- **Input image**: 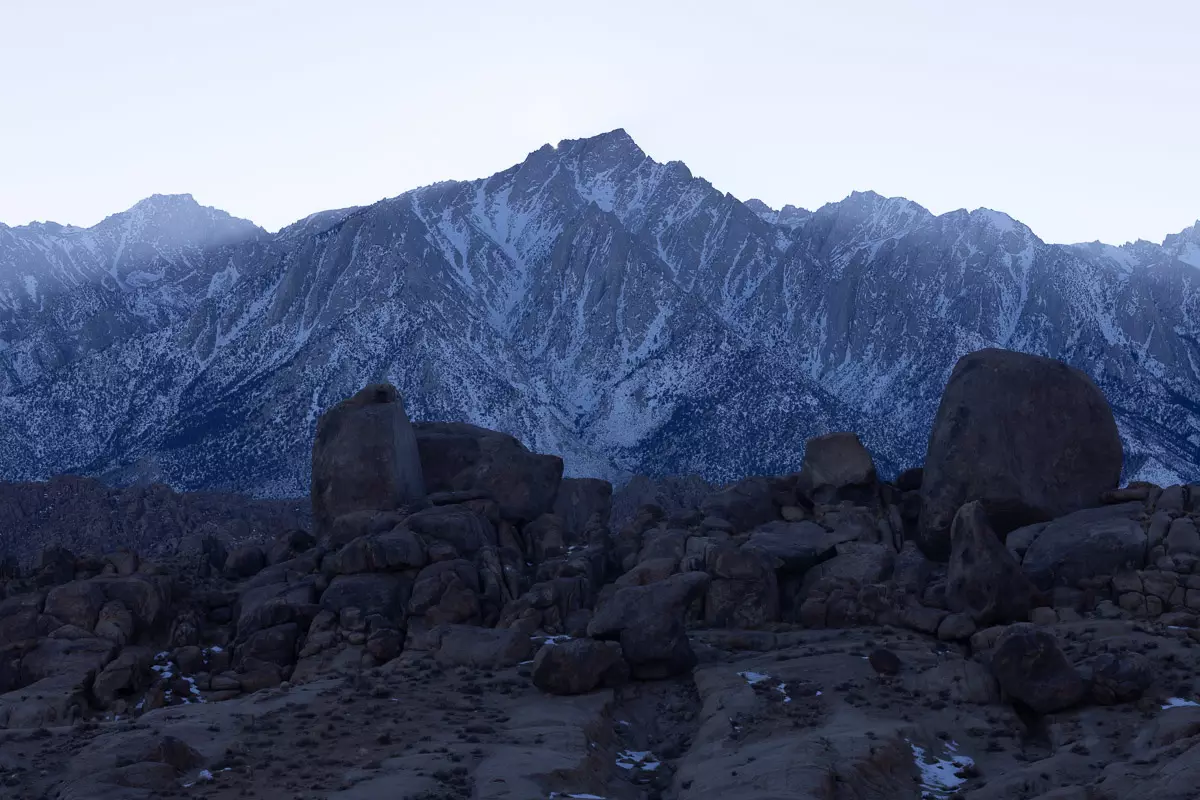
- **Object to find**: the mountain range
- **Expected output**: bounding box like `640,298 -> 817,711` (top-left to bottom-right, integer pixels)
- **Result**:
2,129 -> 1198,496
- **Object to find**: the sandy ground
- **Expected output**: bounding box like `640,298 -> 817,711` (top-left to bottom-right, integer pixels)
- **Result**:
3,619 -> 1200,800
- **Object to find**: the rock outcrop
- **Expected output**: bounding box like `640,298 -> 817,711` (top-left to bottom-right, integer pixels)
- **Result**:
310,383 -> 426,540
945,501 -> 1039,625
1,353 -> 1199,800
919,349 -> 1123,560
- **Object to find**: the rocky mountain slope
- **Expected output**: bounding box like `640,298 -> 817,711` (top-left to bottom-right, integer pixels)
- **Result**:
2,131 -> 1198,495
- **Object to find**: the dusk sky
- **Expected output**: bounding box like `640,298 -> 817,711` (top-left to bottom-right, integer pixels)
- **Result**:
3,0 -> 1197,245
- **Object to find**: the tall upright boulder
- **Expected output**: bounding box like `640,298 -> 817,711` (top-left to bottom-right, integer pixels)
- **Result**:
311,384 -> 426,540
918,349 -> 1122,560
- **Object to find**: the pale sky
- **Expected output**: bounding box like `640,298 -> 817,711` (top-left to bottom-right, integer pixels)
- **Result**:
3,1 -> 1198,246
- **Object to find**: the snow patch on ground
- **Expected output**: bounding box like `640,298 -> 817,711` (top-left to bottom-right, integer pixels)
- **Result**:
737,670 -> 792,703
615,750 -> 660,771
1162,697 -> 1200,710
909,740 -> 974,798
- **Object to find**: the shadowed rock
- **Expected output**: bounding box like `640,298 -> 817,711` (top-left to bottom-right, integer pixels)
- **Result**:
919,349 -> 1123,560
311,383 -> 425,540
946,501 -> 1038,625
990,623 -> 1085,713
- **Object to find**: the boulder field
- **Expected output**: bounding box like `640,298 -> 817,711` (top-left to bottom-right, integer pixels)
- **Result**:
1,349 -> 1199,799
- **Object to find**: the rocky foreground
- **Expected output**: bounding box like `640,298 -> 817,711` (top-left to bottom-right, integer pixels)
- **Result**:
1,348 -> 1200,800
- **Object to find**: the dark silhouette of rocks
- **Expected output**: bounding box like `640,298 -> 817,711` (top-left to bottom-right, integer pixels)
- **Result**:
919,348 -> 1124,560
1,348 -> 1199,799
310,383 -> 426,539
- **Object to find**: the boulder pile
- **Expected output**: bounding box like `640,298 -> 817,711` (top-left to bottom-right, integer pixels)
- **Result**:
1,347 -> 1200,799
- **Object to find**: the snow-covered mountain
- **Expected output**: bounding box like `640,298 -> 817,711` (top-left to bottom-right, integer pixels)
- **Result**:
1,130 -> 1198,495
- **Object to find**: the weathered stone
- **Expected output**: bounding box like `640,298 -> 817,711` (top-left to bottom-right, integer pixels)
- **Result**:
743,521 -> 857,574
92,576 -> 168,632
237,623 -> 298,669
1118,592 -> 1147,615
238,664 -> 282,693
408,560 -> 481,626
414,421 -> 562,523
403,504 -> 497,559
700,477 -> 777,533
1142,570 -> 1178,600
44,581 -> 107,631
922,579 -> 949,610
1111,571 -> 1144,594
93,600 -> 134,646
224,545 -> 266,579
704,547 -> 779,628
1086,651 -> 1153,704
614,557 -> 678,589
891,540 -> 933,595
1004,522 -> 1046,561
91,646 -> 154,709
237,580 -> 319,638
553,478 -> 613,544
990,623 -> 1086,713
1021,503 -> 1147,590
325,528 -> 427,574
366,628 -> 402,663
1029,607 -> 1058,626
1156,485 -> 1188,514
311,383 -> 426,539
325,510 -> 407,550
1186,589 -> 1200,610
937,612 -> 977,641
531,638 -> 628,695
589,571 -> 710,679
919,349 -> 1122,560
1167,517 -> 1200,555
899,602 -> 947,634
798,598 -> 827,627
797,432 -> 878,504
946,501 -> 1038,625
525,513 -> 567,562
424,624 -> 533,668
321,574 -> 410,623
1147,511 -> 1173,549
1101,486 -> 1152,504
33,545 -> 77,587
820,505 -> 880,544
266,528 -> 316,566
779,505 -> 807,522
803,541 -> 895,590
639,528 -> 690,565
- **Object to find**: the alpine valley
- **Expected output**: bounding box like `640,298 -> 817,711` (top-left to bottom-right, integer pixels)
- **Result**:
1,129 -> 1198,496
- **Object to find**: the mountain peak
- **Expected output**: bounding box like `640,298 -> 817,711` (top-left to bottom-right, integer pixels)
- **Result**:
1163,220 -> 1200,247
1163,220 -> 1200,268
552,128 -> 648,164
89,192 -> 265,250
131,192 -> 199,210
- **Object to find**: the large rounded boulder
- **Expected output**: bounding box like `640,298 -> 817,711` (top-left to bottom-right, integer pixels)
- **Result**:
311,384 -> 426,540
414,422 -> 562,524
918,349 -> 1122,560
